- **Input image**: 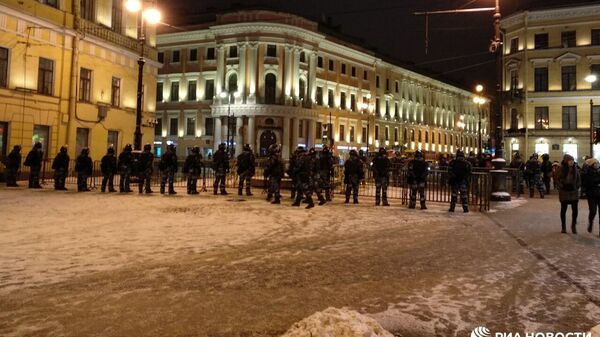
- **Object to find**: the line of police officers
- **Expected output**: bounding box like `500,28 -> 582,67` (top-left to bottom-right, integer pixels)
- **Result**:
3,142 -> 473,212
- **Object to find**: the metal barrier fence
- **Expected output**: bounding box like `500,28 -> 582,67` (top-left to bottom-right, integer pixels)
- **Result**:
2,157 -> 494,211
332,164 -> 491,212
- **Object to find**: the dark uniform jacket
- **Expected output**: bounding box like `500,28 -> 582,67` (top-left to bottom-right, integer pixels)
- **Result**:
371,154 -> 391,178
408,158 -> 429,184
212,149 -> 229,173
236,151 -> 256,175
101,154 -> 117,175
52,152 -> 70,171
75,154 -> 93,175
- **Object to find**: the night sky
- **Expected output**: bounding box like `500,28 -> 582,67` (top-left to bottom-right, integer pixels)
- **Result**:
160,0 -> 600,93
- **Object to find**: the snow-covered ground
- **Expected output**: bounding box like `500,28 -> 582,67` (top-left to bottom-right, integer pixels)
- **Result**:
0,185 -> 598,337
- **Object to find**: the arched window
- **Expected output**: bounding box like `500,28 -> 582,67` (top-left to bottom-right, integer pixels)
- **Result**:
410,129 -> 415,142
265,73 -> 276,104
300,51 -> 306,63
425,131 -> 429,143
299,78 -> 306,101
418,130 -> 422,142
228,73 -> 238,93
403,128 -> 408,143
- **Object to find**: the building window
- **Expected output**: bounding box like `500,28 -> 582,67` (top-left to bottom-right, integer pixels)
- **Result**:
107,130 -> 118,150
170,82 -> 179,101
266,44 -> 277,57
394,102 -> 399,119
362,127 -> 367,143
385,127 -> 390,141
79,68 -> 92,102
562,106 -> 577,130
510,70 -> 518,92
534,67 -> 548,92
229,45 -> 238,58
341,63 -> 346,75
189,49 -> 198,62
38,57 -> 54,96
205,79 -> 214,100
394,128 -> 399,142
206,47 -> 215,60
299,79 -> 306,101
510,37 -> 519,53
375,98 -> 380,114
186,117 -> 196,136
561,31 -> 576,48
111,77 -> 120,107
340,92 -> 346,109
205,117 -> 214,136
316,87 -> 323,105
299,52 -> 306,63
363,70 -> 368,81
593,105 -> 600,126
376,75 -> 380,88
81,0 -> 94,20
111,0 -> 123,32
349,126 -> 355,142
592,64 -> 600,90
0,47 -> 8,88
317,56 -> 323,68
172,50 -> 180,63
510,109 -> 518,130
534,33 -> 549,49
299,121 -> 304,138
40,0 -> 58,9
156,82 -> 163,101
338,125 -> 345,141
385,101 -> 390,117
350,94 -> 356,111
188,80 -> 197,101
351,66 -> 356,77
155,118 -> 162,136
592,29 -> 600,46
385,79 -> 390,91
265,73 -> 277,104
169,118 -> 178,136
316,122 -> 322,138
75,127 -> 89,155
561,65 -> 577,91
395,81 -> 399,93
228,73 -> 238,93
328,89 -> 334,108
157,52 -> 164,63
375,125 -> 379,140
535,107 -> 549,130
328,59 -> 334,71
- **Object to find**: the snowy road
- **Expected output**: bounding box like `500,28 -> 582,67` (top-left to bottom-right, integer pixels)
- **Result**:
0,187 -> 599,336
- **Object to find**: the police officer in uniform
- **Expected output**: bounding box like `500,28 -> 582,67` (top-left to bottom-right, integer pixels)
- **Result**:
24,142 -> 43,188
138,144 -> 155,194
372,147 -> 391,206
160,143 -> 178,195
308,147 -> 327,206
288,146 -> 303,199
344,149 -> 364,204
75,147 -> 93,192
118,144 -> 134,192
236,144 -> 256,196
212,143 -> 230,195
51,145 -> 70,190
448,150 -> 472,213
525,153 -> 545,198
264,144 -> 284,204
292,147 -> 319,208
407,150 -> 429,209
318,145 -> 334,201
4,145 -> 22,187
100,147 -> 117,192
183,146 -> 203,194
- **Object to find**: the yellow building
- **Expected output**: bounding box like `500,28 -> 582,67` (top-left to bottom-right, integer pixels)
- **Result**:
155,10 -> 490,160
0,0 -> 158,163
501,3 -> 600,163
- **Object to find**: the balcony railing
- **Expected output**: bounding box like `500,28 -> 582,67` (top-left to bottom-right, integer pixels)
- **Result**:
79,20 -> 157,61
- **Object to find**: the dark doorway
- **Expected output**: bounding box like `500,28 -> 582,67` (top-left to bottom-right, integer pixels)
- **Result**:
259,129 -> 277,156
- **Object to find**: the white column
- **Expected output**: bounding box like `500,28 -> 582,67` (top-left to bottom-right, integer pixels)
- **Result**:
292,47 -> 301,103
284,45 -> 293,105
283,116 -> 290,159
216,46 -> 225,97
308,51 -> 317,107
238,43 -> 247,103
248,43 -> 258,104
292,117 -> 299,150
214,117 -> 222,151
235,116 -> 243,156
248,116 -> 256,152
307,119 -> 315,148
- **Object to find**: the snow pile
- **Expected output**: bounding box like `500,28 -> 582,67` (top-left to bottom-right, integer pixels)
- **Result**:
281,307 -> 395,337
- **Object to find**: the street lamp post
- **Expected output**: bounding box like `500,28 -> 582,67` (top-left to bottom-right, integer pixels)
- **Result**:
474,84 -> 487,155
125,0 -> 160,151
220,91 -> 239,157
361,96 -> 374,152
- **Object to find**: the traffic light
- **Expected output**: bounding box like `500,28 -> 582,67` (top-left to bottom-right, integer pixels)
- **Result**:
595,127 -> 600,144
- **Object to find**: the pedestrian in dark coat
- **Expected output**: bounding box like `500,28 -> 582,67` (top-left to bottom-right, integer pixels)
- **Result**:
540,153 -> 553,194
100,147 -> 117,192
582,158 -> 600,237
371,147 -> 391,206
51,146 -> 70,190
4,145 -> 22,187
236,144 -> 256,196
75,147 -> 93,192
557,154 -> 581,234
24,142 -> 43,188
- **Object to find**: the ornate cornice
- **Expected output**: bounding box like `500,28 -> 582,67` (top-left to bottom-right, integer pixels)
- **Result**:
502,4 -> 600,30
